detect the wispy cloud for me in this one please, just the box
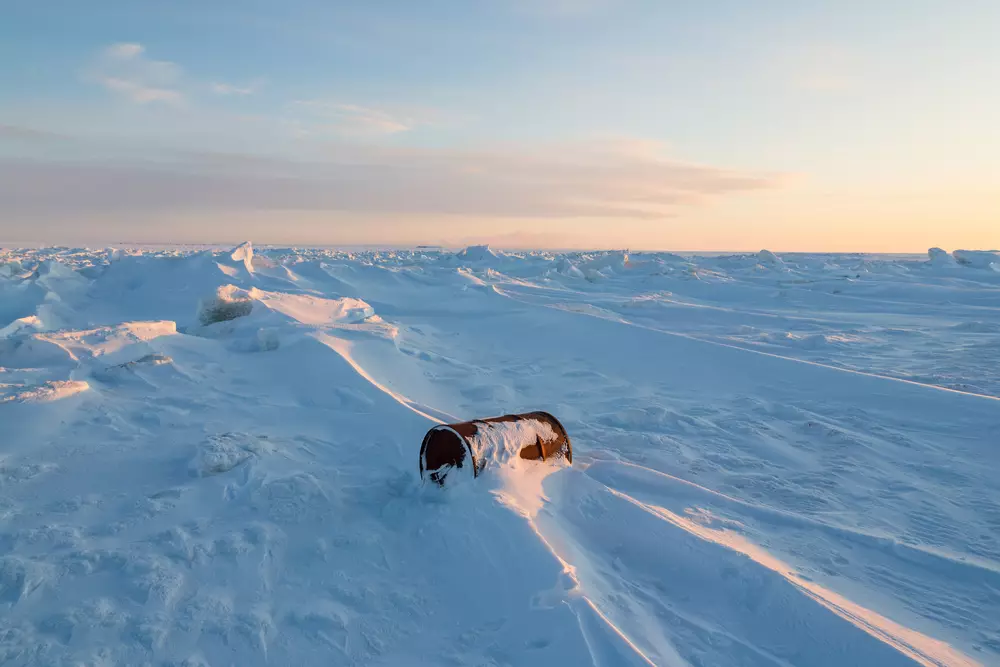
[0,124,70,143]
[89,42,185,106]
[290,101,414,136]
[211,81,262,96]
[100,77,184,105]
[105,42,144,59]
[0,138,783,220]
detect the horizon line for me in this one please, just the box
[0,240,972,256]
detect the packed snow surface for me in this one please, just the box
[1,244,999,666]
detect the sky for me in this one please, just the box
[1,0,997,251]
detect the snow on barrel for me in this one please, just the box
[420,412,572,485]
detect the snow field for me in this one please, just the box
[1,242,998,666]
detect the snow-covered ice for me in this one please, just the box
[1,243,998,666]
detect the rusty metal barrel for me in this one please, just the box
[420,411,572,485]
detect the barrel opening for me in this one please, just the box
[420,426,473,486]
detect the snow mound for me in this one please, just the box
[951,321,1000,333]
[456,244,499,263]
[553,257,585,278]
[116,353,174,369]
[193,287,387,352]
[198,285,254,325]
[927,247,957,267]
[757,249,784,267]
[0,315,45,338]
[770,332,831,349]
[35,259,80,281]
[581,251,629,275]
[129,320,178,338]
[0,259,24,278]
[191,433,272,477]
[252,291,375,326]
[952,249,1000,270]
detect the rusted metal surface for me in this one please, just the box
[420,411,572,485]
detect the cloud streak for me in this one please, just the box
[0,124,69,143]
[0,139,782,221]
[99,77,184,105]
[105,42,144,59]
[290,101,415,136]
[89,42,185,105]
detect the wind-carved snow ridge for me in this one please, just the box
[1,243,998,666]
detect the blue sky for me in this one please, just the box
[1,1,997,250]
